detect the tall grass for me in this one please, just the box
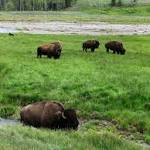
[0,125,147,150]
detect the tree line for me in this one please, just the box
[0,0,139,11]
[111,0,137,6]
[0,0,77,11]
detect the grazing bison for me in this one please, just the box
[8,33,14,36]
[82,40,100,52]
[51,42,62,51]
[20,101,79,130]
[37,42,62,59]
[105,41,126,55]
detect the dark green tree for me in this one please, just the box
[111,0,116,6]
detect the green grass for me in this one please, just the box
[0,125,146,150]
[0,33,150,148]
[78,5,150,16]
[0,5,150,24]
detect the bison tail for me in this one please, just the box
[37,47,41,58]
[82,43,85,51]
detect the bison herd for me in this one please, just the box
[19,39,126,131]
[37,40,126,59]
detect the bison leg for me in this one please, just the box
[47,55,52,59]
[113,50,116,54]
[116,49,120,55]
[91,48,95,52]
[37,48,42,58]
[37,52,42,58]
[106,48,109,53]
[37,52,40,58]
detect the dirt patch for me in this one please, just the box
[0,21,150,35]
[80,119,150,149]
[0,117,150,148]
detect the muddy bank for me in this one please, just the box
[0,117,150,148]
[0,21,150,35]
[81,119,150,149]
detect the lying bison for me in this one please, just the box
[82,40,100,52]
[37,42,62,59]
[105,41,126,55]
[20,101,79,130]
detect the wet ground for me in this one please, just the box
[0,21,150,35]
[0,118,20,126]
[0,117,150,148]
[81,119,150,149]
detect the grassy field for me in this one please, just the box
[0,33,150,149]
[0,125,145,150]
[0,5,150,24]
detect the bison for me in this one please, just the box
[8,33,14,36]
[37,42,62,59]
[105,41,126,55]
[82,40,100,52]
[20,101,79,130]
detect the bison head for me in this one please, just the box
[95,40,100,48]
[120,48,126,55]
[54,49,61,59]
[60,109,79,130]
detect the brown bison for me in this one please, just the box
[51,42,62,52]
[82,40,100,52]
[37,42,62,59]
[105,41,126,55]
[20,101,79,130]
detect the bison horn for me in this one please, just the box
[62,112,67,119]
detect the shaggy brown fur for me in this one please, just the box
[105,41,126,55]
[20,101,79,130]
[82,40,100,52]
[8,33,14,36]
[37,42,62,59]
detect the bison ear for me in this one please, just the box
[62,112,67,119]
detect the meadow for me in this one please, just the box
[0,33,150,149]
[0,125,144,150]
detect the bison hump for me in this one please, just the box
[41,102,64,127]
